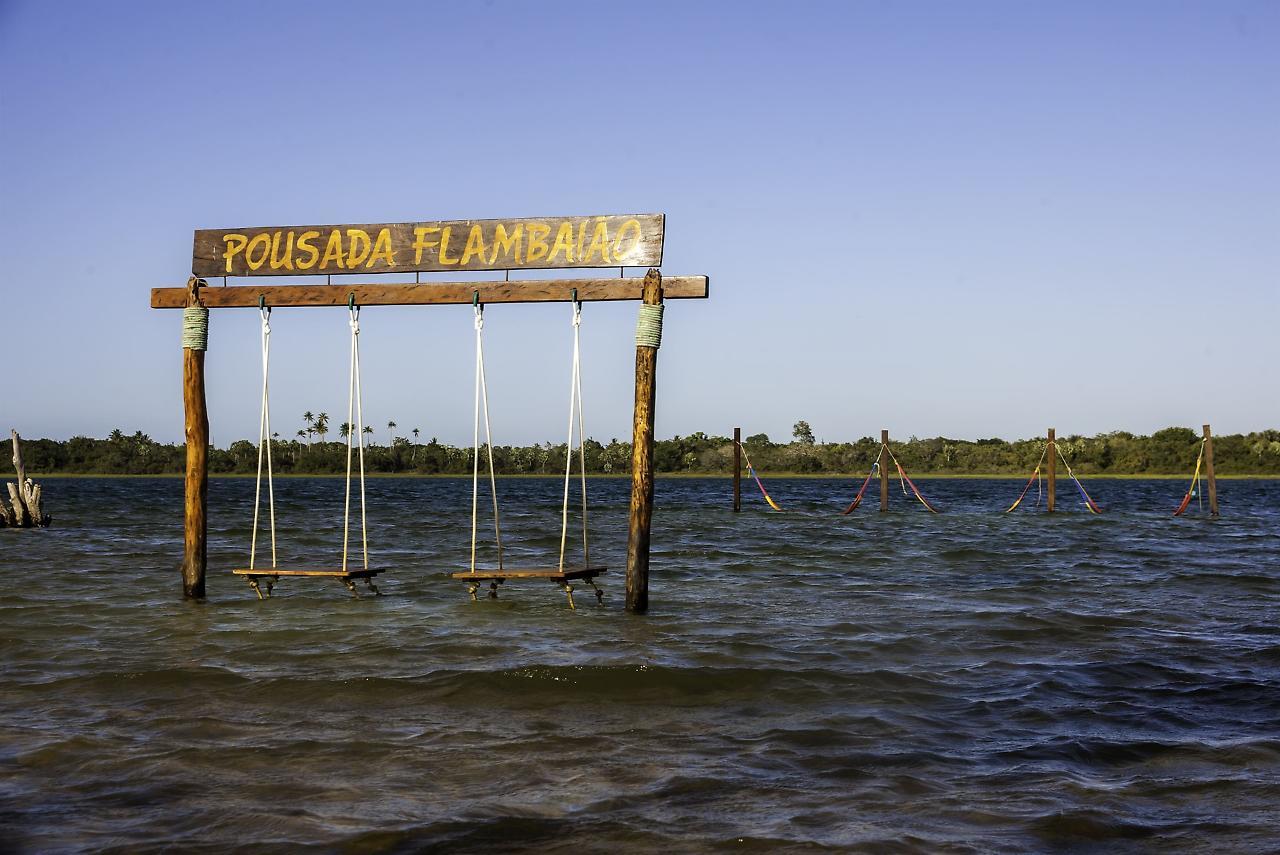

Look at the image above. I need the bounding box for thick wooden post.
[879,429,890,512]
[1046,428,1056,513]
[1203,424,1219,518]
[181,278,208,598]
[733,427,741,512]
[626,269,662,613]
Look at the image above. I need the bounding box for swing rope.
[342,303,369,572]
[1005,444,1049,513]
[470,300,503,574]
[558,298,590,572]
[1173,439,1206,517]
[1055,444,1102,514]
[249,304,276,569]
[736,442,783,511]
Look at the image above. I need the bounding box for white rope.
[249,305,276,570]
[342,304,369,572]
[470,303,503,573]
[558,300,589,572]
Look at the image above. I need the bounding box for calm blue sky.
[2,1,1276,446]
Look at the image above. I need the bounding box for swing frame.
[151,213,709,608]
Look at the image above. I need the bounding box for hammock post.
[1203,424,1219,518]
[626,269,663,614]
[879,429,890,512]
[733,427,741,512]
[1046,428,1056,513]
[181,277,209,598]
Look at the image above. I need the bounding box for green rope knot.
[182,305,209,351]
[635,303,663,349]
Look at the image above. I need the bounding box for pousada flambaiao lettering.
[209,215,655,275]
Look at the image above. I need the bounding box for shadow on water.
[1,477,1278,851]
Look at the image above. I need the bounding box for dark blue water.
[2,477,1278,853]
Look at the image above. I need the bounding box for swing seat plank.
[232,568,383,578]
[450,566,606,581]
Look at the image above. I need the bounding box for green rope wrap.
[182,305,209,351]
[635,303,663,349]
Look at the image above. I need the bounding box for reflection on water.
[2,477,1278,852]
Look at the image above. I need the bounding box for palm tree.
[412,427,420,462]
[302,411,315,449]
[387,420,397,445]
[315,413,329,444]
[362,425,374,443]
[339,422,351,439]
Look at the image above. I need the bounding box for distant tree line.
[14,424,1280,476]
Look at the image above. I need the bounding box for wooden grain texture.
[5,483,25,527]
[181,280,208,598]
[1203,424,1219,518]
[448,567,606,580]
[192,214,664,277]
[152,276,707,309]
[1047,428,1057,513]
[879,429,890,513]
[626,270,663,614]
[232,568,383,578]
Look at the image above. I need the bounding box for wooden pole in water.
[733,426,741,513]
[879,429,890,512]
[1203,424,1219,518]
[181,277,208,598]
[1046,427,1056,513]
[626,269,663,614]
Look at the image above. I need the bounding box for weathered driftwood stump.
[2,430,51,528]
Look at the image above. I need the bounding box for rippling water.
[2,477,1278,853]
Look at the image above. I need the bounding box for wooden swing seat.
[449,566,606,582]
[231,567,384,599]
[232,567,382,578]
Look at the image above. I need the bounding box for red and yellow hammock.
[738,443,782,511]
[1173,440,1206,516]
[841,446,939,514]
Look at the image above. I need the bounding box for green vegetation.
[15,426,1280,476]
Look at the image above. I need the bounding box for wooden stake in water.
[1047,428,1056,514]
[733,427,741,513]
[1203,424,1219,519]
[182,278,208,598]
[880,429,890,513]
[626,270,663,614]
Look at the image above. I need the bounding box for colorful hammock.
[738,443,782,511]
[1005,445,1048,513]
[840,462,878,514]
[1056,446,1102,514]
[884,446,940,513]
[1173,440,1206,517]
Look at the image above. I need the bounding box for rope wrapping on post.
[635,304,664,349]
[181,305,209,351]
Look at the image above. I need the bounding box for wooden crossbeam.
[151,275,708,309]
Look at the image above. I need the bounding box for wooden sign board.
[192,213,664,277]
